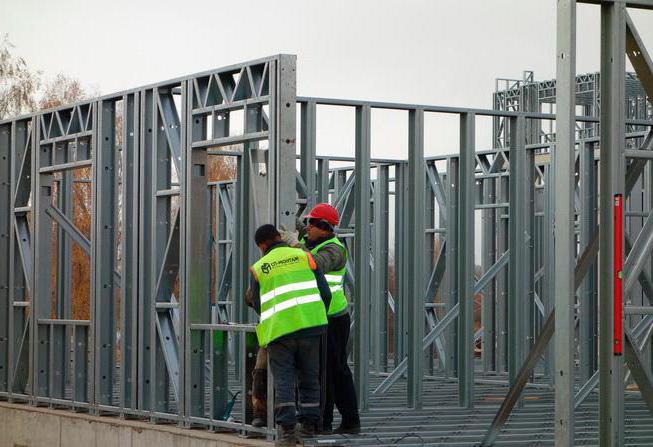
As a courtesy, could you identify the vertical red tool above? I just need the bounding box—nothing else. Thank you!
[613,194,623,356]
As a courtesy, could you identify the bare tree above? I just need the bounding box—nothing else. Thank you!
[39,73,88,110]
[0,34,40,120]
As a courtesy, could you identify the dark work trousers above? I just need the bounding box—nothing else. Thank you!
[323,313,359,427]
[268,335,321,426]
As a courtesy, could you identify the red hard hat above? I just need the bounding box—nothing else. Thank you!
[305,203,339,226]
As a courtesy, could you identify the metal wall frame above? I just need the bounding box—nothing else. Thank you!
[2,3,653,443]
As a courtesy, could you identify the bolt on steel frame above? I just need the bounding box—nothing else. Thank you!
[2,2,653,444]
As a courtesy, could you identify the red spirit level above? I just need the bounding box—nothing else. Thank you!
[614,194,623,356]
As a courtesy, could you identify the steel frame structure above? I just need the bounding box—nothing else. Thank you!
[1,2,653,445]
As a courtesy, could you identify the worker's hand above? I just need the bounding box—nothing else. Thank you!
[278,225,300,247]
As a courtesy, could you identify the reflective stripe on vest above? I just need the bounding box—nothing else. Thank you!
[252,246,328,347]
[308,237,348,316]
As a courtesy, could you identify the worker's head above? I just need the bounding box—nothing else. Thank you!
[304,203,338,241]
[254,224,282,253]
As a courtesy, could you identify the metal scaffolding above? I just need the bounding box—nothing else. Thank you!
[1,1,653,445]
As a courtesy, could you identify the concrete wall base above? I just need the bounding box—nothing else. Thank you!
[0,402,271,447]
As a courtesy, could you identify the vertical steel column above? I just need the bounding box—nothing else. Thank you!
[446,158,459,377]
[375,165,389,372]
[32,115,55,399]
[301,101,317,211]
[393,162,406,364]
[599,2,626,445]
[424,166,436,374]
[185,79,210,419]
[354,105,371,410]
[543,161,556,384]
[407,109,425,408]
[507,116,527,386]
[55,167,72,316]
[0,123,9,393]
[93,99,116,407]
[271,55,297,230]
[481,177,497,372]
[120,94,139,410]
[138,90,154,411]
[151,88,174,414]
[317,158,329,203]
[580,140,598,382]
[458,113,475,407]
[8,120,30,398]
[554,2,577,442]
[495,172,509,373]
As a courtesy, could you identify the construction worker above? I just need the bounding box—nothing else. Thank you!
[246,224,331,446]
[280,203,361,434]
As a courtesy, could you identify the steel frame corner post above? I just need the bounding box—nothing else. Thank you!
[94,99,117,408]
[354,105,371,410]
[554,1,577,443]
[185,78,211,420]
[458,112,475,408]
[407,108,425,408]
[0,123,10,394]
[507,115,529,387]
[599,1,626,445]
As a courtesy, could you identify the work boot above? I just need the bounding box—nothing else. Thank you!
[276,424,298,447]
[299,421,317,438]
[251,417,266,428]
[251,368,267,428]
[334,415,361,435]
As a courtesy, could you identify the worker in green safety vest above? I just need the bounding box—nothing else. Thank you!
[280,203,361,434]
[246,224,331,446]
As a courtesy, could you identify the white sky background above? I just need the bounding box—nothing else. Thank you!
[3,0,653,159]
[2,0,653,260]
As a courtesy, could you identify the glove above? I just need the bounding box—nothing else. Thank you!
[278,225,300,247]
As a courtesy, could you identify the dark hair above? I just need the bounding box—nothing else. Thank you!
[254,224,280,245]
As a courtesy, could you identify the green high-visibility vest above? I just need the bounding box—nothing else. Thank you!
[252,246,328,347]
[304,237,349,316]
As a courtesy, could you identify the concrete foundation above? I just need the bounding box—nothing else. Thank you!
[0,402,271,447]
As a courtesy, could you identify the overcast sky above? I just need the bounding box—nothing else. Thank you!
[2,0,653,158]
[3,0,653,259]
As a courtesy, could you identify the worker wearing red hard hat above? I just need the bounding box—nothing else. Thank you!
[280,203,360,434]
